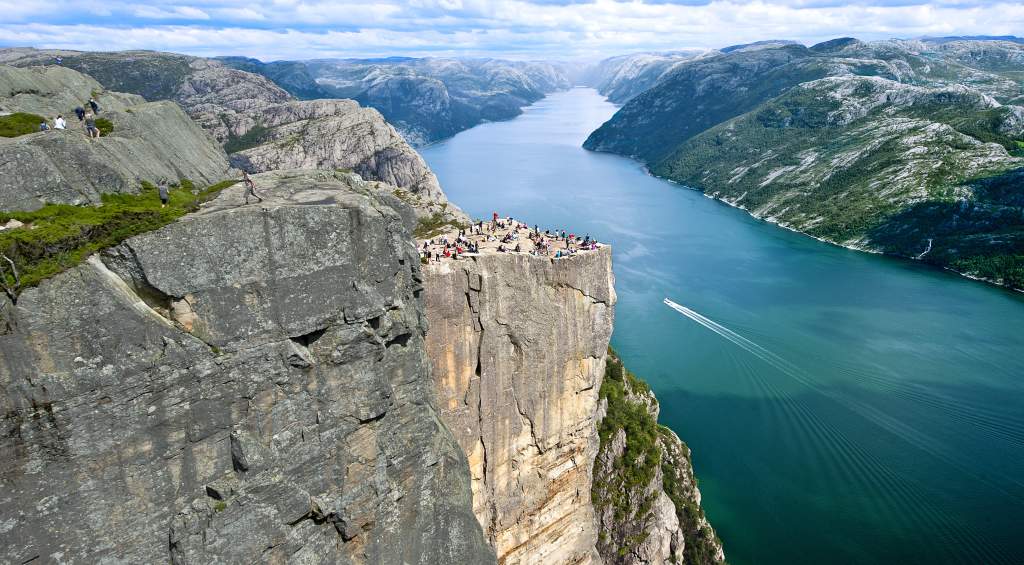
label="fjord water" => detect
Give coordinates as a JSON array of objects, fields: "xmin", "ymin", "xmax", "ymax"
[{"xmin": 421, "ymin": 88, "xmax": 1024, "ymax": 565}]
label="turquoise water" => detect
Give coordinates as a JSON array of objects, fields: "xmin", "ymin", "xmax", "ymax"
[{"xmin": 420, "ymin": 88, "xmax": 1024, "ymax": 565}]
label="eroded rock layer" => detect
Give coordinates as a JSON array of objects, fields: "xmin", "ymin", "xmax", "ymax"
[
  {"xmin": 0, "ymin": 170, "xmax": 493, "ymax": 564},
  {"xmin": 423, "ymin": 248, "xmax": 616, "ymax": 564}
]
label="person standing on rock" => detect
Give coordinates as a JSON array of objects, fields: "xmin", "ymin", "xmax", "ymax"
[
  {"xmin": 84, "ymin": 113, "xmax": 99, "ymax": 139},
  {"xmin": 88, "ymin": 98, "xmax": 100, "ymax": 114},
  {"xmin": 242, "ymin": 171, "xmax": 263, "ymax": 205},
  {"xmin": 74, "ymin": 106, "xmax": 85, "ymax": 121}
]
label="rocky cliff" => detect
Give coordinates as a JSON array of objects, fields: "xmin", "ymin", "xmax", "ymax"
[
  {"xmin": 0, "ymin": 170, "xmax": 494, "ymax": 564},
  {"xmin": 228, "ymin": 99, "xmax": 450, "ymax": 211},
  {"xmin": 593, "ymin": 352, "xmax": 724, "ymax": 565},
  {"xmin": 0, "ymin": 65, "xmax": 230, "ymax": 211},
  {"xmin": 422, "ymin": 248, "xmax": 615, "ymax": 563}
]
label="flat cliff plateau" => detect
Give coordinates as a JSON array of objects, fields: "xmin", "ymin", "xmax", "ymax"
[
  {"xmin": 423, "ymin": 247, "xmax": 616, "ymax": 564},
  {"xmin": 0, "ymin": 170, "xmax": 493, "ymax": 564}
]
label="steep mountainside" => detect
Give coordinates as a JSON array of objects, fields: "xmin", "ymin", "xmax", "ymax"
[
  {"xmin": 0, "ymin": 170, "xmax": 494, "ymax": 564},
  {"xmin": 585, "ymin": 38, "xmax": 1024, "ymax": 289},
  {"xmin": 290, "ymin": 58, "xmax": 573, "ymax": 145},
  {"xmin": 0, "ymin": 65, "xmax": 230, "ymax": 210}
]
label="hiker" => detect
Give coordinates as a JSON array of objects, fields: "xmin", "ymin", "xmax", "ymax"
[
  {"xmin": 158, "ymin": 179, "xmax": 170, "ymax": 209},
  {"xmin": 241, "ymin": 171, "xmax": 263, "ymax": 204},
  {"xmin": 74, "ymin": 106, "xmax": 85, "ymax": 121},
  {"xmin": 54, "ymin": 115, "xmax": 66, "ymax": 130},
  {"xmin": 55, "ymin": 56, "xmax": 63, "ymax": 65},
  {"xmin": 84, "ymin": 113, "xmax": 99, "ymax": 139},
  {"xmin": 39, "ymin": 120, "xmax": 49, "ymax": 132},
  {"xmin": 88, "ymin": 97, "xmax": 100, "ymax": 114}
]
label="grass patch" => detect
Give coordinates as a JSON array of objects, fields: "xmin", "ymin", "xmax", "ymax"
[
  {"xmin": 0, "ymin": 112, "xmax": 46, "ymax": 138},
  {"xmin": 94, "ymin": 117, "xmax": 113, "ymax": 137},
  {"xmin": 0, "ymin": 179, "xmax": 238, "ymax": 296}
]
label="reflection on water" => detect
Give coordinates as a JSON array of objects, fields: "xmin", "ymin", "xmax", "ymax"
[{"xmin": 421, "ymin": 87, "xmax": 1024, "ymax": 565}]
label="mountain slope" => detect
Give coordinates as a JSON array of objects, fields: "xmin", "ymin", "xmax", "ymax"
[
  {"xmin": 0, "ymin": 48, "xmax": 463, "ymax": 220},
  {"xmin": 584, "ymin": 38, "xmax": 1024, "ymax": 289}
]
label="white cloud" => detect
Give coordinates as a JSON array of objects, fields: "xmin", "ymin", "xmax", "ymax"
[{"xmin": 1, "ymin": 0, "xmax": 1023, "ymax": 60}]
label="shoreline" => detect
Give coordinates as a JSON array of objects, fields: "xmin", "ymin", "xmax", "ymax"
[{"xmin": 640, "ymin": 164, "xmax": 1024, "ymax": 296}]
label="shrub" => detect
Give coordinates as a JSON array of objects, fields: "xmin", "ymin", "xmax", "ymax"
[
  {"xmin": 94, "ymin": 117, "xmax": 113, "ymax": 136},
  {"xmin": 0, "ymin": 112, "xmax": 46, "ymax": 138}
]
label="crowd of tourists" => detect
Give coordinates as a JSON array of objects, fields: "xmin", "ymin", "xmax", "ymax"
[
  {"xmin": 36, "ymin": 97, "xmax": 103, "ymax": 139},
  {"xmin": 419, "ymin": 212, "xmax": 602, "ymax": 263}
]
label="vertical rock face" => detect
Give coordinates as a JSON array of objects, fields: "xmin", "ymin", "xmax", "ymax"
[
  {"xmin": 422, "ymin": 249, "xmax": 616, "ymax": 564},
  {"xmin": 0, "ymin": 170, "xmax": 493, "ymax": 564}
]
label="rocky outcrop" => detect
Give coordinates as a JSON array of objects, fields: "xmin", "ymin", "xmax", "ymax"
[
  {"xmin": 422, "ymin": 248, "xmax": 616, "ymax": 564},
  {"xmin": 228, "ymin": 99, "xmax": 450, "ymax": 212},
  {"xmin": 0, "ymin": 65, "xmax": 230, "ymax": 211},
  {"xmin": 0, "ymin": 169, "xmax": 494, "ymax": 564},
  {"xmin": 0, "ymin": 64, "xmax": 140, "ymax": 116},
  {"xmin": 593, "ymin": 353, "xmax": 724, "ymax": 565}
]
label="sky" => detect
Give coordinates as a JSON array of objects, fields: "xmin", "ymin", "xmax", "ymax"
[{"xmin": 1, "ymin": 0, "xmax": 1022, "ymax": 61}]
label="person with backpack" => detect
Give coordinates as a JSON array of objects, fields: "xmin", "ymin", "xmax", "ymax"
[
  {"xmin": 88, "ymin": 98, "xmax": 100, "ymax": 114},
  {"xmin": 74, "ymin": 107, "xmax": 85, "ymax": 121}
]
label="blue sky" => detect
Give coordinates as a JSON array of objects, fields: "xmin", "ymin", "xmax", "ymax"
[{"xmin": 1, "ymin": 0, "xmax": 1021, "ymax": 61}]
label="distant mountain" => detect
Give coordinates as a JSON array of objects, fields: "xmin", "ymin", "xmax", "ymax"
[
  {"xmin": 215, "ymin": 56, "xmax": 330, "ymax": 100},
  {"xmin": 922, "ymin": 35, "xmax": 1024, "ymax": 45},
  {"xmin": 220, "ymin": 57, "xmax": 573, "ymax": 145},
  {"xmin": 581, "ymin": 50, "xmax": 711, "ymax": 104},
  {"xmin": 584, "ymin": 38, "xmax": 1024, "ymax": 289},
  {"xmin": 720, "ymin": 39, "xmax": 801, "ymax": 53}
]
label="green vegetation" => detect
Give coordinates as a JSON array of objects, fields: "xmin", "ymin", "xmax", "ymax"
[
  {"xmin": 868, "ymin": 167, "xmax": 1024, "ymax": 288},
  {"xmin": 0, "ymin": 179, "xmax": 237, "ymax": 298},
  {"xmin": 213, "ymin": 501, "xmax": 227, "ymax": 512},
  {"xmin": 94, "ymin": 117, "xmax": 113, "ymax": 137},
  {"xmin": 593, "ymin": 348, "xmax": 724, "ymax": 564},
  {"xmin": 413, "ymin": 211, "xmax": 466, "ymax": 239},
  {"xmin": 0, "ymin": 112, "xmax": 46, "ymax": 138},
  {"xmin": 224, "ymin": 124, "xmax": 270, "ymax": 154}
]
